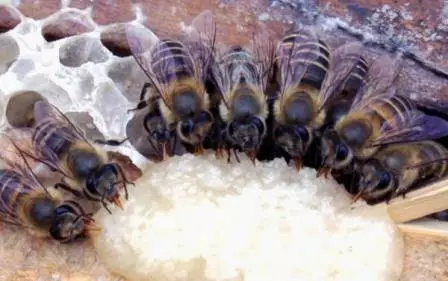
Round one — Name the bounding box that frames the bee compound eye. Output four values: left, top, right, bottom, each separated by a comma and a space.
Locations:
198, 111, 212, 123
250, 117, 265, 135
335, 143, 348, 161
295, 126, 309, 142
378, 172, 391, 189
180, 119, 195, 136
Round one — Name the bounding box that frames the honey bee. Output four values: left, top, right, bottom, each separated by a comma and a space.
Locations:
318, 54, 448, 178
124, 10, 217, 155
0, 137, 99, 243
355, 141, 448, 203
273, 28, 331, 170
29, 100, 133, 214
211, 33, 275, 163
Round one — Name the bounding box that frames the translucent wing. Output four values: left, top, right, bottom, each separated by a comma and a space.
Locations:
0, 134, 53, 226
184, 9, 217, 83
125, 25, 169, 106
252, 26, 276, 91
318, 41, 366, 109
210, 50, 232, 108
370, 110, 448, 146
31, 101, 88, 178
276, 28, 323, 95
350, 53, 400, 111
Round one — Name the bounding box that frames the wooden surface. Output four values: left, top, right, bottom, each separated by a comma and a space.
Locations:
387, 178, 448, 223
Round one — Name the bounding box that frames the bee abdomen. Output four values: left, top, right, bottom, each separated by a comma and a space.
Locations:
282, 34, 330, 90
341, 57, 369, 96
367, 95, 414, 127
0, 170, 30, 219
151, 39, 195, 84
418, 141, 448, 178
33, 120, 73, 160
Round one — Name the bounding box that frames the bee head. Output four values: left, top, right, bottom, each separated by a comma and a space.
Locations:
143, 114, 171, 143
274, 124, 311, 158
86, 163, 121, 207
177, 110, 213, 146
228, 116, 266, 152
357, 160, 396, 201
50, 204, 88, 243
320, 129, 354, 170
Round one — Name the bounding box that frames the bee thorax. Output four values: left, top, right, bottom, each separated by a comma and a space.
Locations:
173, 90, 201, 119
284, 99, 313, 125
231, 93, 261, 120
67, 149, 101, 180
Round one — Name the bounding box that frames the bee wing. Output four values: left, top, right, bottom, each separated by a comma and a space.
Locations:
184, 9, 217, 83
32, 101, 91, 178
252, 27, 276, 91
349, 54, 400, 111
33, 101, 86, 143
277, 28, 323, 97
318, 42, 366, 109
370, 110, 448, 146
0, 133, 51, 193
210, 53, 232, 109
125, 25, 171, 106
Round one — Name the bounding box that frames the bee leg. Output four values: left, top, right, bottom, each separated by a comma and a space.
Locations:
127, 83, 152, 113
226, 146, 232, 164
113, 163, 133, 200
102, 200, 112, 215
94, 138, 128, 146
54, 182, 83, 198
233, 149, 241, 163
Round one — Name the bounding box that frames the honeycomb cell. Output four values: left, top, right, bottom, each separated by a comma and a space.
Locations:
5, 90, 47, 128
65, 111, 105, 141
59, 35, 109, 67
0, 5, 21, 34
107, 57, 148, 103
100, 23, 158, 58
41, 10, 96, 42
22, 73, 72, 112
90, 0, 135, 25
9, 58, 35, 80
18, 0, 62, 20
0, 34, 20, 75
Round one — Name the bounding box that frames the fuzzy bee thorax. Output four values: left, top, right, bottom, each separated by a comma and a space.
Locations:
158, 78, 209, 125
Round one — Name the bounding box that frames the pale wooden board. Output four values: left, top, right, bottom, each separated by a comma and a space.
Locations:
387, 178, 448, 223
398, 218, 448, 238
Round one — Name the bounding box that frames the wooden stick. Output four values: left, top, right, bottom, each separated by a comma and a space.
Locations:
387, 178, 448, 223
398, 218, 448, 239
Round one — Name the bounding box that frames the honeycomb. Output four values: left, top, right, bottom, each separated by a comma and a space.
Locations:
0, 1, 447, 281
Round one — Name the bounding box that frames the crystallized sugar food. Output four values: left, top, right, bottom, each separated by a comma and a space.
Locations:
93, 153, 404, 281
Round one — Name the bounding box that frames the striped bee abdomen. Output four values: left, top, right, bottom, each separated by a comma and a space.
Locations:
151, 39, 196, 84
32, 119, 74, 162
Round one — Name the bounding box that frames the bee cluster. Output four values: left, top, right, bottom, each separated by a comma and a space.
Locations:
1, 9, 448, 247
104, 10, 448, 207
